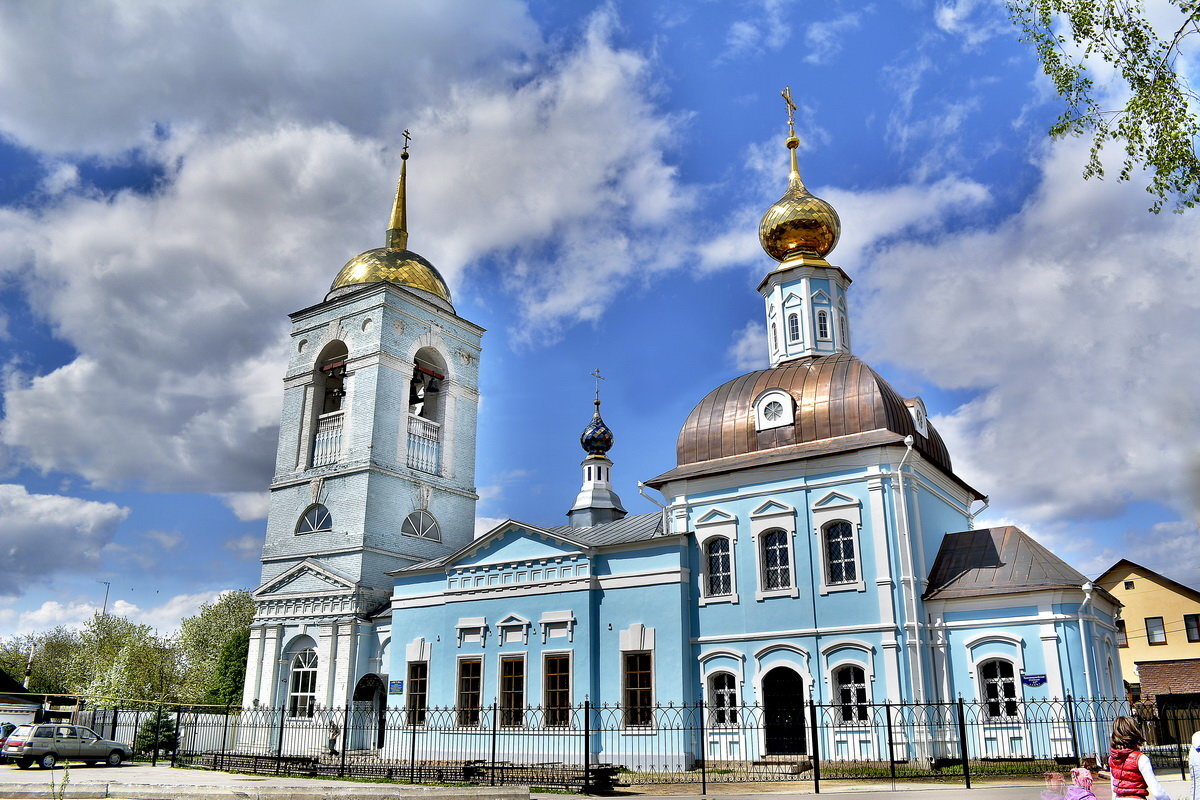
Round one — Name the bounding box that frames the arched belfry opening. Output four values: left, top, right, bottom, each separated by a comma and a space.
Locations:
312, 340, 349, 467
407, 347, 447, 475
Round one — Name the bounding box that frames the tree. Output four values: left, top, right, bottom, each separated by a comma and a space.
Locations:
133, 707, 178, 755
69, 614, 182, 705
177, 590, 254, 705
201, 629, 250, 707
0, 627, 82, 695
1007, 0, 1200, 212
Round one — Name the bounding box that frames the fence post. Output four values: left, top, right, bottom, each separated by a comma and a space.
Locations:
339, 704, 350, 777
1065, 694, 1080, 762
171, 705, 181, 767
808, 698, 821, 794
884, 701, 896, 784
151, 703, 161, 767
489, 701, 499, 787
582, 699, 591, 795
956, 697, 972, 790
408, 706, 417, 784
698, 700, 707, 797
219, 703, 231, 770
275, 706, 286, 775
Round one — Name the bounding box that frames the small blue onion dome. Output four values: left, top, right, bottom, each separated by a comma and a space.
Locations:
580, 399, 614, 455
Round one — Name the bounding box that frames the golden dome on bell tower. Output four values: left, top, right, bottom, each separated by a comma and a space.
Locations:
758, 89, 841, 265
329, 132, 453, 306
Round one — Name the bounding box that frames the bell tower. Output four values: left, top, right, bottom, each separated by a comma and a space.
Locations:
243, 138, 484, 708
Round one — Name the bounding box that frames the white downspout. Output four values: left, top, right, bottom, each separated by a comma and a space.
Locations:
1079, 581, 1102, 761
894, 435, 926, 703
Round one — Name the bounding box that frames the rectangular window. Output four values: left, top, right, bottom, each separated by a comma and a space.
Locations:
623, 652, 653, 727
1116, 619, 1128, 647
1186, 614, 1200, 643
456, 658, 483, 726
406, 662, 428, 725
544, 654, 571, 727
500, 656, 525, 727
1146, 617, 1167, 645
1124, 580, 1135, 590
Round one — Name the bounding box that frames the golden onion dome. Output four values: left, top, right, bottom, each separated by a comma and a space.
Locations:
329, 147, 453, 305
758, 134, 841, 263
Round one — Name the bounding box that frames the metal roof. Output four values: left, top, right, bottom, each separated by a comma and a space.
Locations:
923, 526, 1108, 601
547, 512, 664, 546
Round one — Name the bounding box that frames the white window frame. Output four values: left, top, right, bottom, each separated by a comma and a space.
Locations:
496, 651, 528, 728
455, 654, 485, 728
286, 648, 318, 718
753, 389, 795, 432
815, 309, 831, 340
750, 501, 798, 601
905, 398, 929, 437
977, 657, 1022, 721
811, 492, 866, 595
619, 624, 656, 730
696, 509, 739, 605
542, 650, 574, 728
707, 670, 741, 728
830, 662, 871, 726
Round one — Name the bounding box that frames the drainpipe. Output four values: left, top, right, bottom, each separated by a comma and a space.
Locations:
894, 436, 927, 703
638, 482, 670, 536
1078, 581, 1101, 760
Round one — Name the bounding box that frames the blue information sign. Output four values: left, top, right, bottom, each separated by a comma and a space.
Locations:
1022, 674, 1047, 687
388, 680, 404, 695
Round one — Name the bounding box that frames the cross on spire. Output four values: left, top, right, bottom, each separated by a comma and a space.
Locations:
781, 87, 797, 134
590, 368, 605, 404
401, 129, 412, 154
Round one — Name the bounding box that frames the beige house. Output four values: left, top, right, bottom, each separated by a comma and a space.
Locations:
1095, 559, 1200, 701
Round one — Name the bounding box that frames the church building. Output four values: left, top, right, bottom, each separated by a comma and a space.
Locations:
243, 109, 1123, 765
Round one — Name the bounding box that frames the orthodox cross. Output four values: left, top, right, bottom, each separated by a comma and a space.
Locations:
781, 87, 797, 133
590, 368, 605, 403
402, 129, 412, 154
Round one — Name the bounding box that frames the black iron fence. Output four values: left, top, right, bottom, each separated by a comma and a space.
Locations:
79, 697, 1199, 791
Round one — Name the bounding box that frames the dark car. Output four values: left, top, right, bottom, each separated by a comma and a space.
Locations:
1, 723, 131, 769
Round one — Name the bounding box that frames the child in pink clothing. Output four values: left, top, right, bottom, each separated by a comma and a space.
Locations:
1066, 767, 1098, 800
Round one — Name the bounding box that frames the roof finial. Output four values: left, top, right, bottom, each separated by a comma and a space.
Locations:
780, 87, 805, 189
590, 367, 605, 407
387, 130, 412, 250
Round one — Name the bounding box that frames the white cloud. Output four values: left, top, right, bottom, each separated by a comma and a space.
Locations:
474, 516, 509, 538
0, 7, 696, 492
0, 484, 130, 595
144, 530, 182, 550
11, 590, 228, 634
857, 137, 1200, 529
224, 533, 262, 561
728, 321, 768, 372
804, 10, 866, 64
934, 0, 1009, 49
221, 492, 271, 521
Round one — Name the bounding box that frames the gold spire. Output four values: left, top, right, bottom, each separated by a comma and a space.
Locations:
758, 87, 840, 264
386, 129, 411, 249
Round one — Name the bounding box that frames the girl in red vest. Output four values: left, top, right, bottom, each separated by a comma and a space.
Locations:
1109, 716, 1171, 800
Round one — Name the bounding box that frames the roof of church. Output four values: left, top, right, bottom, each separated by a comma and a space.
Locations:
669, 352, 953, 472
923, 526, 1116, 602
548, 511, 663, 546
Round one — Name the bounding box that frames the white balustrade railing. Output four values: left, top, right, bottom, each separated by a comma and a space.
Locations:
407, 414, 441, 475
312, 411, 344, 467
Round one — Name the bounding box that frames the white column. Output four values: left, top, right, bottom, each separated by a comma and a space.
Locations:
242, 625, 266, 707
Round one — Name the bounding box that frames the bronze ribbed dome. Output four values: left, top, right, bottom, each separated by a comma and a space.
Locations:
675, 352, 952, 472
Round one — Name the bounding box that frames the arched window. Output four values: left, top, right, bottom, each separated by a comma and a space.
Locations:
311, 341, 349, 467
816, 310, 829, 339
839, 315, 847, 344
409, 349, 446, 423
705, 537, 732, 597
823, 521, 856, 585
708, 672, 738, 726
287, 648, 318, 717
979, 659, 1019, 719
296, 504, 332, 534
761, 529, 790, 590
770, 322, 778, 350
401, 510, 441, 541
787, 313, 800, 342
834, 665, 868, 723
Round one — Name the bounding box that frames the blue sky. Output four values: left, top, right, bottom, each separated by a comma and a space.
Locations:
1, 0, 1197, 634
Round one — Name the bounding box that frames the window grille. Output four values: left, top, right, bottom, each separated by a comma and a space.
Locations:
287, 649, 318, 718
980, 659, 1019, 719
824, 521, 856, 584
762, 530, 790, 590
705, 537, 732, 596
835, 665, 868, 723
709, 672, 738, 726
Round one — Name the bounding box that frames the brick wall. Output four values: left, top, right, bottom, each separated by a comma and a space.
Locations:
1135, 658, 1200, 700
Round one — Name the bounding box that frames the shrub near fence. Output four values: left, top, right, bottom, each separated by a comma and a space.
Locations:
160, 697, 1200, 791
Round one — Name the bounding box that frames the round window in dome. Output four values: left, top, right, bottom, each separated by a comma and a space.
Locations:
755, 390, 794, 431
401, 510, 441, 541
763, 401, 784, 421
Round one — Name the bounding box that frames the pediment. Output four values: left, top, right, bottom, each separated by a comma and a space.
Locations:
750, 499, 793, 518
813, 491, 859, 509
450, 522, 587, 570
810, 289, 831, 304
783, 292, 804, 307
498, 614, 531, 628
254, 560, 357, 599
696, 508, 736, 525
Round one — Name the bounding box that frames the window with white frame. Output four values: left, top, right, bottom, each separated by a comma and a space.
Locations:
406, 661, 428, 725
456, 658, 483, 726
761, 529, 791, 591
401, 510, 440, 541
787, 313, 801, 342
708, 672, 738, 726
705, 537, 732, 597
754, 390, 795, 431
833, 664, 868, 724
499, 656, 525, 727
823, 521, 857, 585
816, 310, 830, 339
839, 314, 847, 344
771, 322, 779, 351
623, 652, 653, 727
296, 504, 332, 534
979, 659, 1019, 719
544, 653, 571, 727
287, 648, 318, 717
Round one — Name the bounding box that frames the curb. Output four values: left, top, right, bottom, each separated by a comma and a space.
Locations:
0, 784, 529, 800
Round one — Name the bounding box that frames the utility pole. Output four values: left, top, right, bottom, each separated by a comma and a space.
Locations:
98, 580, 111, 616
22, 643, 33, 689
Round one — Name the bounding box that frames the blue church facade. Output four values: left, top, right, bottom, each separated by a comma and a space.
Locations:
244, 117, 1123, 766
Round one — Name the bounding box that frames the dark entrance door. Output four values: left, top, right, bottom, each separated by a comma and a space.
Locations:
763, 667, 806, 755
353, 674, 387, 749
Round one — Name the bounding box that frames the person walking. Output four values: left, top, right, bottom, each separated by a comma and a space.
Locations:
1109, 716, 1171, 800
